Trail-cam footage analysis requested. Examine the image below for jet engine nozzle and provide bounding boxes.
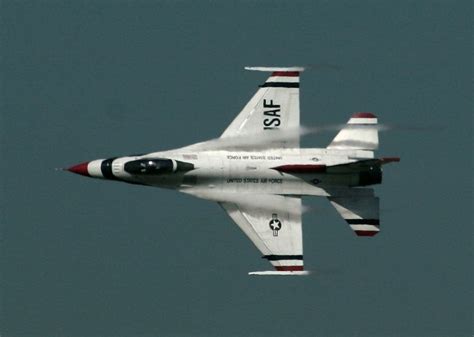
[358,165,382,186]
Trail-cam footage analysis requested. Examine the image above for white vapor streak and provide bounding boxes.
[183,191,309,215]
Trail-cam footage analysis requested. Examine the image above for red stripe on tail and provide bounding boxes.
[352,112,376,118]
[271,71,299,77]
[355,230,379,237]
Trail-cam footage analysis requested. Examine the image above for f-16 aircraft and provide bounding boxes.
[67,67,399,275]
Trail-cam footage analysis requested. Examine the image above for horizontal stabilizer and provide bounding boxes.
[249,270,310,276]
[328,189,380,236]
[328,112,379,150]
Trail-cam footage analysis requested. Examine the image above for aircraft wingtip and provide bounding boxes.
[245,66,305,72]
[248,270,311,276]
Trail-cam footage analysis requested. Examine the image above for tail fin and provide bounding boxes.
[327,112,379,150]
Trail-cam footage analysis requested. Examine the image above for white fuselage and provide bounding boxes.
[86,147,375,197]
[64,67,395,273]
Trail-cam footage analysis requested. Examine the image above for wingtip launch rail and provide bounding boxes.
[245,66,305,72]
[249,271,311,276]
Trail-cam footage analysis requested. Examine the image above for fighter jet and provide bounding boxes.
[67,67,399,275]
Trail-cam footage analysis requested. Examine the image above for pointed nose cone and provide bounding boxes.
[67,162,90,177]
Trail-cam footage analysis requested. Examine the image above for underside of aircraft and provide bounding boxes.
[67,67,399,275]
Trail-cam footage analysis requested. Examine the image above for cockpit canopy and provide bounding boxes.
[124,158,194,175]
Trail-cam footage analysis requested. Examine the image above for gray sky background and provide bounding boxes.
[1,1,472,337]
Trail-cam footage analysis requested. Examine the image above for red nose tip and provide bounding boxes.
[67,162,90,176]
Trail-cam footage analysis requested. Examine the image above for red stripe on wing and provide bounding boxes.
[275,266,304,271]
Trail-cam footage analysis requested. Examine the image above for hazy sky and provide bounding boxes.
[1,1,472,337]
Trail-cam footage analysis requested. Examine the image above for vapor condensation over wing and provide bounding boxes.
[180,125,379,151]
[180,127,304,151]
[180,122,436,151]
[183,191,308,215]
